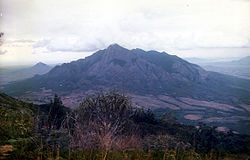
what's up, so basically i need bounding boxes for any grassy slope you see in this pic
[0,93,37,142]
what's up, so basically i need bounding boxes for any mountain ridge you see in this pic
[37,44,207,94]
[2,44,250,103]
[1,44,250,134]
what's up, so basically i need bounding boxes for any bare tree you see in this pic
[72,92,142,152]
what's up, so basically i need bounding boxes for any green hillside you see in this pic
[0,93,69,159]
[0,93,36,143]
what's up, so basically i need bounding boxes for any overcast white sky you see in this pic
[0,0,250,66]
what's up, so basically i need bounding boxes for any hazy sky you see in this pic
[0,0,250,66]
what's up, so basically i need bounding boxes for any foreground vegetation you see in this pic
[0,92,249,160]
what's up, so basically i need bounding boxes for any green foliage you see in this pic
[0,93,40,159]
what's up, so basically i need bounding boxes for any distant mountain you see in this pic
[192,56,250,79]
[229,56,250,66]
[32,62,49,68]
[0,62,52,85]
[22,62,52,77]
[2,44,250,134]
[184,57,242,65]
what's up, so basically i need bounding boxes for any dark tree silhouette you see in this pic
[48,94,66,129]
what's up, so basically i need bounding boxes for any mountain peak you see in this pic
[36,62,46,65]
[107,43,122,48]
[32,62,49,69]
[106,43,128,51]
[103,44,130,59]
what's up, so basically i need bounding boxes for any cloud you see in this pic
[1,39,35,48]
[3,0,250,51]
[33,39,50,48]
[1,0,250,66]
[6,39,35,43]
[0,50,7,55]
[33,37,105,52]
[171,32,250,50]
